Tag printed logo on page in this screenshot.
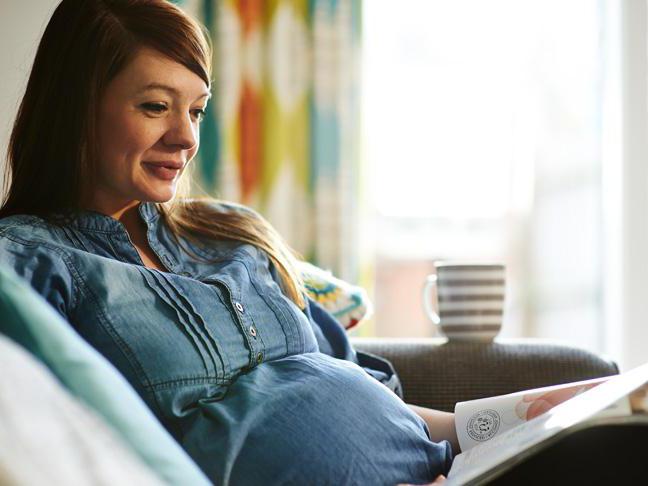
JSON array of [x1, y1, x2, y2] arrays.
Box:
[[467, 409, 501, 442]]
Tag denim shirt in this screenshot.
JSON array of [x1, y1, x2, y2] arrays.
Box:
[[0, 201, 451, 485], [0, 202, 317, 394]]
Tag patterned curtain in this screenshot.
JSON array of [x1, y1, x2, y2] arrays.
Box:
[[176, 0, 362, 281]]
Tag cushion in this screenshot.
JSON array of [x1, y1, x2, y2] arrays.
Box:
[[0, 264, 210, 486], [0, 334, 163, 485], [300, 261, 373, 330]]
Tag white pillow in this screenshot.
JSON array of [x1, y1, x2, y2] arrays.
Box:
[[0, 335, 164, 485]]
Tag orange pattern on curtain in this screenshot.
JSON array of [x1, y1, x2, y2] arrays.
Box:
[[238, 0, 263, 204]]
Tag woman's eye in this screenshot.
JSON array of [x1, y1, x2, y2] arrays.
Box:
[[191, 108, 206, 122], [141, 102, 167, 114]]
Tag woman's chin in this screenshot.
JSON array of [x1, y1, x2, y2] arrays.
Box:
[[142, 188, 177, 204]]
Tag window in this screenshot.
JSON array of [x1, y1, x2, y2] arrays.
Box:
[[362, 0, 606, 352]]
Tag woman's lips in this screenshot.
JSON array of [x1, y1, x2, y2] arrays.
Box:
[[142, 161, 182, 181]]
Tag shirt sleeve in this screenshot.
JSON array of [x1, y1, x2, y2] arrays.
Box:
[[305, 298, 404, 399], [0, 234, 75, 320]]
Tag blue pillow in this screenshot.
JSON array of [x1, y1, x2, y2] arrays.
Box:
[[0, 264, 210, 486]]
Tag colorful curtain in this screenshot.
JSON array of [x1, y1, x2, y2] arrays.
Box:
[[176, 0, 362, 281]]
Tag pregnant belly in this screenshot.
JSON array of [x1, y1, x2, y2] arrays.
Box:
[[180, 353, 452, 486]]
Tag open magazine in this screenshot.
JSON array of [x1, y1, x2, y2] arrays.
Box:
[[446, 363, 648, 485]]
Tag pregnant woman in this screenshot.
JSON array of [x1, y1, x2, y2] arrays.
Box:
[[0, 1, 457, 484]]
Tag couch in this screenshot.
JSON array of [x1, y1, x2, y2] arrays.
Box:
[[354, 337, 619, 412]]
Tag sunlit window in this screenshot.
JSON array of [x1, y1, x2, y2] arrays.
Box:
[[362, 0, 605, 349]]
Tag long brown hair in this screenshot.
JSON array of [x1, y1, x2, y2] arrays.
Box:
[[1, 0, 305, 308]]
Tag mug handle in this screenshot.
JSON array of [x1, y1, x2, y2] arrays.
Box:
[[422, 274, 441, 325]]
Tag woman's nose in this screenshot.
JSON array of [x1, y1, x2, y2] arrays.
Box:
[[163, 114, 198, 150]]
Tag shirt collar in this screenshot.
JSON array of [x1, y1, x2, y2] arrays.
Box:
[[54, 202, 160, 234], [139, 201, 161, 225]]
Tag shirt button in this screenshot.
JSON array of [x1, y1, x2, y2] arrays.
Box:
[[256, 352, 263, 364], [235, 302, 244, 313], [249, 326, 257, 337]]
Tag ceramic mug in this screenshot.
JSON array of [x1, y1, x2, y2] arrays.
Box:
[[423, 262, 505, 342]]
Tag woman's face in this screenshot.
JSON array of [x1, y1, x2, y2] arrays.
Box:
[[93, 47, 209, 216]]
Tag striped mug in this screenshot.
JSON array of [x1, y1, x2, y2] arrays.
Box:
[[423, 262, 505, 342]]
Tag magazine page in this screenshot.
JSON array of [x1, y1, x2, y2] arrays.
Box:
[[454, 377, 610, 452], [447, 363, 648, 485]]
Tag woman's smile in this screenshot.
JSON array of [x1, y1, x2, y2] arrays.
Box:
[[142, 161, 184, 181]]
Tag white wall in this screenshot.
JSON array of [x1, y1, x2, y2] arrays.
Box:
[[0, 0, 60, 188]]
